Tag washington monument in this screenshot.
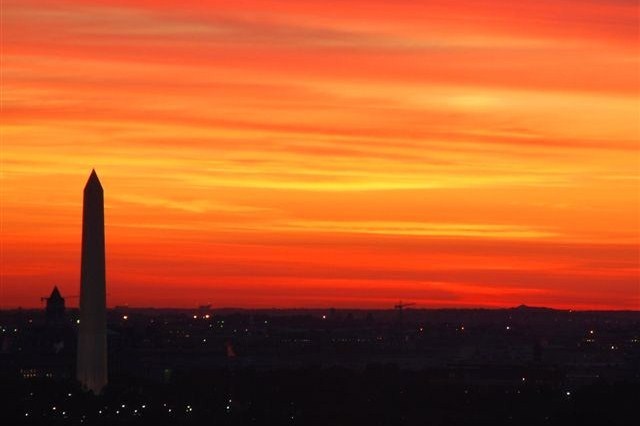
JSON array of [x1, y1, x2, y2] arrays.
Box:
[[77, 170, 107, 393]]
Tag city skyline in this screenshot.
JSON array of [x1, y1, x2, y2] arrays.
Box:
[[1, 0, 639, 310]]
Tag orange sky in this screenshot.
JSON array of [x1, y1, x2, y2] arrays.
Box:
[[1, 0, 639, 309]]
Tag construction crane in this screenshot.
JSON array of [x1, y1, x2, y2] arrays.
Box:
[[394, 301, 416, 324], [40, 294, 78, 305], [394, 301, 415, 311]]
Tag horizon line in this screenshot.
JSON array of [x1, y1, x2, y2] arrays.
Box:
[[2, 305, 638, 313]]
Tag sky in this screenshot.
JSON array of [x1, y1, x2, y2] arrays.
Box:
[[1, 0, 639, 309]]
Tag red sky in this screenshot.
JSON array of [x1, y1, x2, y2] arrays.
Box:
[[1, 0, 639, 309]]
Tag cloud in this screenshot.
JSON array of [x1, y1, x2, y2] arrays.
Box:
[[1, 0, 638, 308], [264, 220, 558, 239]]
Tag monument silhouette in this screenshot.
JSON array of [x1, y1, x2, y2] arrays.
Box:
[[76, 170, 107, 394]]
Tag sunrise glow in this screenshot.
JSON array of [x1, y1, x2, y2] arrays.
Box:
[[1, 0, 638, 309]]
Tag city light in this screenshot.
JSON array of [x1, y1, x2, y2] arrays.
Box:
[[2, 304, 637, 423]]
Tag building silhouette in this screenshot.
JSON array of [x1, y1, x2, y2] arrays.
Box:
[[45, 286, 66, 324], [76, 170, 108, 394]]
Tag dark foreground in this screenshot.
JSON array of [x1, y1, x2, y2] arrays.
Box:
[[2, 368, 638, 426], [1, 306, 638, 425]]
